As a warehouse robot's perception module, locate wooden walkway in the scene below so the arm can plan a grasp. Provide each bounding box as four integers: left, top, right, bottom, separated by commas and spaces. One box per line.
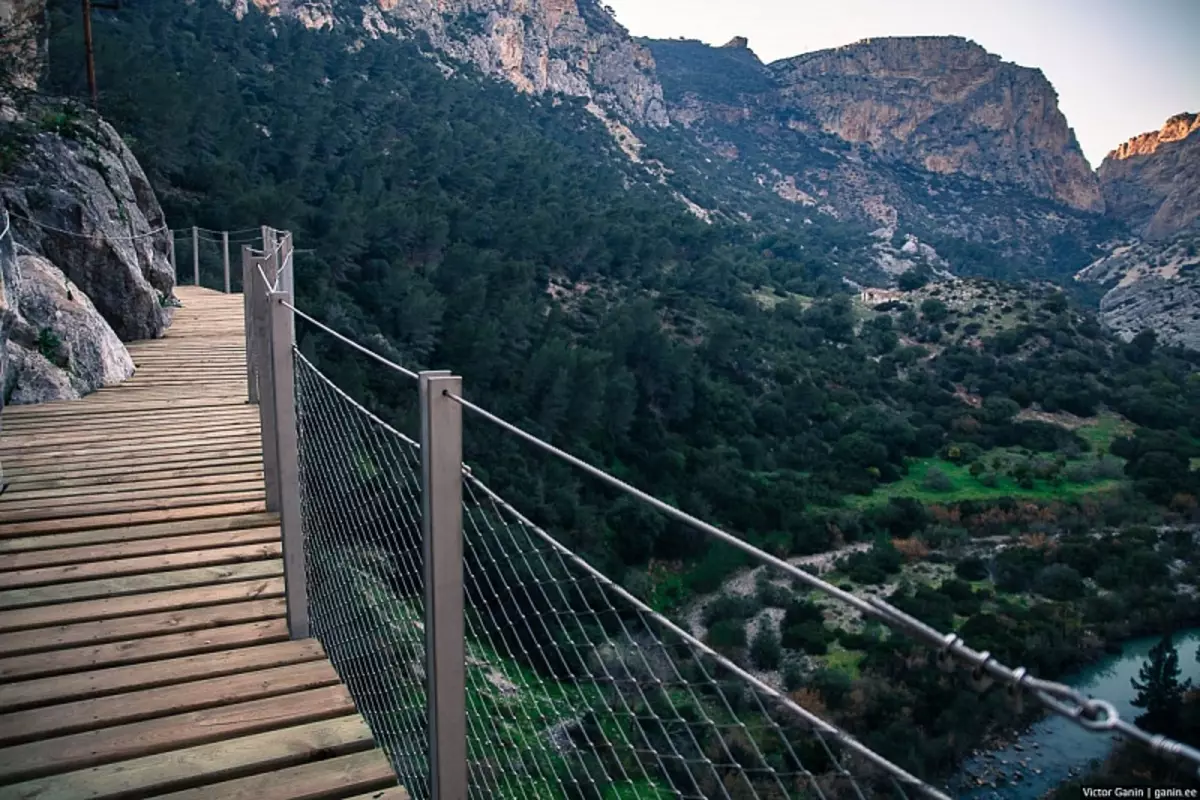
0, 288, 404, 800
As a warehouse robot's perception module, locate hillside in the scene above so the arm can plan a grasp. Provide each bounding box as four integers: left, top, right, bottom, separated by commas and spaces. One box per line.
27, 0, 1200, 790
642, 36, 1117, 282
1079, 114, 1200, 349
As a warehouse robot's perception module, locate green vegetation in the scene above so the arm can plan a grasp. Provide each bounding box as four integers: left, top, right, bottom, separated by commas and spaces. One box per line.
37, 0, 1200, 794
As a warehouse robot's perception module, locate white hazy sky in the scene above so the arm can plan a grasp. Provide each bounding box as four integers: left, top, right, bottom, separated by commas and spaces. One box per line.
603, 0, 1199, 168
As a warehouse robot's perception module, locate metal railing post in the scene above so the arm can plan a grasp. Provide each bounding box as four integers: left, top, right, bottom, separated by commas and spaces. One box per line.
419, 370, 467, 800
267, 285, 308, 639
222, 231, 231, 294
242, 246, 259, 405
191, 226, 199, 287
255, 245, 282, 512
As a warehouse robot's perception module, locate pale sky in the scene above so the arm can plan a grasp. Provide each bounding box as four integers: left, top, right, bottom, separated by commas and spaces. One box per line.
604, 0, 1200, 168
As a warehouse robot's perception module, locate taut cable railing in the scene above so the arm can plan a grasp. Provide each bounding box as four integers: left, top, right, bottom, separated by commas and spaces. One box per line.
170, 225, 275, 293
240, 236, 1200, 799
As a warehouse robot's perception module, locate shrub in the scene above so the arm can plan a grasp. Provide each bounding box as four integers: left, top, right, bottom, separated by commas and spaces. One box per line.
781, 621, 831, 655
750, 624, 782, 670
1034, 564, 1086, 601
955, 557, 990, 581
702, 593, 761, 627
811, 667, 853, 710
922, 467, 954, 493
755, 575, 792, 609
707, 619, 747, 653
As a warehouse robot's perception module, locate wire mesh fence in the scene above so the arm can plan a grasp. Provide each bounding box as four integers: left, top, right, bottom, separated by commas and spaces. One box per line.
292, 348, 931, 800
294, 352, 431, 795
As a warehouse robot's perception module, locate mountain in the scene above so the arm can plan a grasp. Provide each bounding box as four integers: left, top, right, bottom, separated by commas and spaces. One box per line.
1075, 113, 1200, 350
222, 0, 668, 127
22, 0, 1200, 793
643, 35, 1113, 281
1098, 112, 1200, 240
1075, 234, 1200, 351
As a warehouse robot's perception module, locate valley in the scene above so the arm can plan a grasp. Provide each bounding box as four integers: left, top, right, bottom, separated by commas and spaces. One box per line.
3, 0, 1199, 796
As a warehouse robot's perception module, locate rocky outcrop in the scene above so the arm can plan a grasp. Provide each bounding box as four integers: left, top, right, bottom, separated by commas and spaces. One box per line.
769, 37, 1102, 213
1, 116, 175, 340
229, 0, 668, 128
0, 0, 47, 94
1098, 112, 1200, 239
3, 254, 134, 404
1076, 234, 1200, 351
644, 36, 1108, 281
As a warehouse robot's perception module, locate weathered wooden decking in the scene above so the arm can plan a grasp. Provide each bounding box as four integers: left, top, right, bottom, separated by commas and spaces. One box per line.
0, 287, 404, 799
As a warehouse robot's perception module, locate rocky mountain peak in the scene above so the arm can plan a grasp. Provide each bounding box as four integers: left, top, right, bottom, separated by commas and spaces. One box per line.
1106, 111, 1199, 161
768, 35, 1103, 213
1099, 111, 1200, 240
721, 36, 749, 50
224, 0, 669, 128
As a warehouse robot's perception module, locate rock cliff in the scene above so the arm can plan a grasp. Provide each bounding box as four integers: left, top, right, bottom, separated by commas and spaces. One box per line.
1098, 112, 1200, 240
1076, 234, 1200, 351
0, 0, 46, 94
1, 115, 175, 341
229, 0, 668, 127
1, 107, 174, 404
644, 36, 1109, 281
770, 37, 1102, 212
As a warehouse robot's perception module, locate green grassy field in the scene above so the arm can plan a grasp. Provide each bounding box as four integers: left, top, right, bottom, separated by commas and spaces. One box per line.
843, 455, 1122, 509
843, 413, 1132, 509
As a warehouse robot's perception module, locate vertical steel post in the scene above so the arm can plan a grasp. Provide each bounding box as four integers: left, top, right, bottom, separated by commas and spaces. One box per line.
242, 246, 259, 405
420, 370, 467, 800
255, 247, 281, 512
267, 285, 308, 639
222, 231, 231, 294
191, 226, 199, 287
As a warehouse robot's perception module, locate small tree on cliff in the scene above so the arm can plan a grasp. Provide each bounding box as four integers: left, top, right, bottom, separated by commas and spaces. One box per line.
1131, 633, 1192, 736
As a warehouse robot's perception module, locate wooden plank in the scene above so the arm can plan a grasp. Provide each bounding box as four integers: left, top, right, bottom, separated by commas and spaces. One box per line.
1, 462, 264, 492
0, 411, 258, 435
0, 435, 265, 464
0, 639, 325, 712
0, 527, 279, 571
0, 597, 286, 657
1, 472, 265, 502
0, 577, 283, 633
0, 482, 267, 513
0, 684, 357, 783
0, 619, 288, 682
0, 715, 376, 800
0, 483, 266, 515
0, 560, 282, 609
0, 514, 278, 553
2, 454, 263, 486
0, 660, 342, 745
156, 749, 398, 800
0, 419, 260, 447
0, 542, 282, 588
0, 500, 269, 537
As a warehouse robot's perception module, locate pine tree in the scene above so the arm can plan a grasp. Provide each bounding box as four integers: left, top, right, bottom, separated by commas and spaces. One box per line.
1131, 633, 1192, 736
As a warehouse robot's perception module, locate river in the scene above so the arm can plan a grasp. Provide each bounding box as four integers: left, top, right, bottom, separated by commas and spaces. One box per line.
951, 629, 1200, 798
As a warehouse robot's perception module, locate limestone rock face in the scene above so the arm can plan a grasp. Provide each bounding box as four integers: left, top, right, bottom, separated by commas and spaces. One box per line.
1098, 112, 1200, 239
0, 0, 47, 93
644, 36, 1109, 280
1076, 234, 1200, 351
232, 0, 668, 128
1, 117, 176, 340
769, 37, 1103, 212
15, 254, 134, 397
